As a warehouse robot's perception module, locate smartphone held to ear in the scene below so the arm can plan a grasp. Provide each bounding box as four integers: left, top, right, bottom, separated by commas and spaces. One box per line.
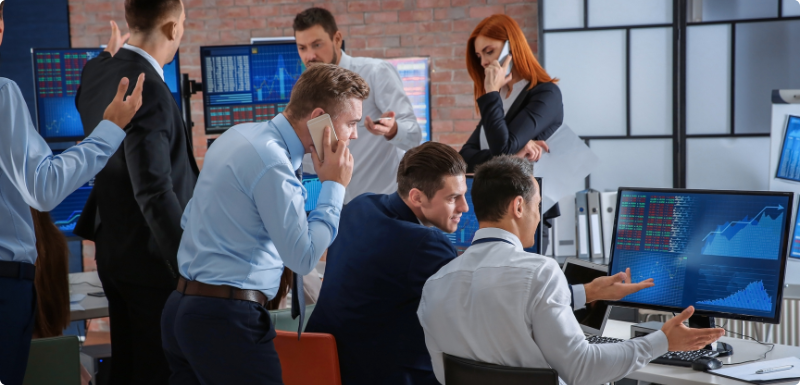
499, 40, 514, 77
308, 113, 338, 161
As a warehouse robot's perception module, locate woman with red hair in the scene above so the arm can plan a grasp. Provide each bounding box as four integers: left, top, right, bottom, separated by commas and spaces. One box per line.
459, 14, 563, 172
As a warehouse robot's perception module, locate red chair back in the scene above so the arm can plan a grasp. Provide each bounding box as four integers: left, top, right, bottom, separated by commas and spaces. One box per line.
274, 330, 342, 385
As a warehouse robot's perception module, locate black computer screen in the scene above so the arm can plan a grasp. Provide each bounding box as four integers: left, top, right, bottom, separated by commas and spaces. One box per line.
609, 188, 793, 323
444, 176, 542, 255
563, 262, 611, 332
32, 48, 182, 141
776, 115, 800, 183
200, 43, 305, 133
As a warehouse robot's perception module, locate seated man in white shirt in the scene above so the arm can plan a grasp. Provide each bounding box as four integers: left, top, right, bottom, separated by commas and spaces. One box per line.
417, 155, 725, 385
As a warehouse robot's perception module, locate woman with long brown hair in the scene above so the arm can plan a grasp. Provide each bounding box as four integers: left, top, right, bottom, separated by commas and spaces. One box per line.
459, 14, 563, 172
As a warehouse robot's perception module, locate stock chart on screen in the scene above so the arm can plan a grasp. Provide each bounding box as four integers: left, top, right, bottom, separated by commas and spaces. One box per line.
777, 116, 800, 182
201, 44, 303, 133
385, 57, 431, 143
33, 48, 183, 141
609, 190, 791, 320
49, 178, 92, 238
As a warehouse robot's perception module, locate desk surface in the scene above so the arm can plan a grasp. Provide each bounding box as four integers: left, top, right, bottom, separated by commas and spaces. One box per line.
604, 320, 800, 385
69, 271, 108, 321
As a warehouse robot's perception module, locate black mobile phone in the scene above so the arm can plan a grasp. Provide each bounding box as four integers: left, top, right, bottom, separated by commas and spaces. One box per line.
87, 291, 106, 297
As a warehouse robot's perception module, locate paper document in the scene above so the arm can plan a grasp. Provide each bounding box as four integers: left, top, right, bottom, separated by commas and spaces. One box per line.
70, 293, 86, 303
710, 356, 800, 383
533, 125, 600, 212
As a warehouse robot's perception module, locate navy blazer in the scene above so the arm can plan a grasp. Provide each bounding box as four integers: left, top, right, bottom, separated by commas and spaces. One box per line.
460, 81, 564, 173
305, 193, 457, 385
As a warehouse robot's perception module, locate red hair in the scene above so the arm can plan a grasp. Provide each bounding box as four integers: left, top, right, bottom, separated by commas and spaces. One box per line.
466, 14, 557, 104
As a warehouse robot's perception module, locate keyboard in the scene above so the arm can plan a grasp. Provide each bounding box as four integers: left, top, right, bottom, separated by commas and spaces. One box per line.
650, 349, 720, 367
585, 335, 626, 344
586, 335, 720, 367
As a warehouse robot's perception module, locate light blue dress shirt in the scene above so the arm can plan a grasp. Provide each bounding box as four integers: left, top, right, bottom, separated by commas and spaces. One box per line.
0, 77, 126, 263
178, 113, 345, 299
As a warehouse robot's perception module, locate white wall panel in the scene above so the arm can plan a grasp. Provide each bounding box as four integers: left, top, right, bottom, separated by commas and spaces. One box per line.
589, 139, 673, 192
588, 0, 672, 27
544, 0, 584, 30
701, 0, 778, 21
784, 0, 800, 17
630, 28, 673, 136
687, 137, 771, 191
545, 30, 627, 137
687, 25, 732, 135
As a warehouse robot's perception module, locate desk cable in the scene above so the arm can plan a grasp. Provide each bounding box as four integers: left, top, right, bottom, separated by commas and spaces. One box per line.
713, 319, 775, 366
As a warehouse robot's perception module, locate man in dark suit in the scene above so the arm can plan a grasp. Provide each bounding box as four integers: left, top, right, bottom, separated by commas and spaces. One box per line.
305, 142, 468, 385
74, 1, 197, 384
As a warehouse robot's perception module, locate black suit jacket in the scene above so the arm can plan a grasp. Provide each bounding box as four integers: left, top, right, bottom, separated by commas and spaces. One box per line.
459, 81, 564, 172
306, 193, 456, 385
74, 49, 199, 287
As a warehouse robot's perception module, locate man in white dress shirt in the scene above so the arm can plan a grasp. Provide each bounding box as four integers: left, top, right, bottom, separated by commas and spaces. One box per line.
294, 7, 422, 203
417, 156, 725, 385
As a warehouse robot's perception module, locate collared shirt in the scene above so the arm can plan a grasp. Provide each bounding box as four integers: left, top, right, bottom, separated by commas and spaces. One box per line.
122, 44, 164, 81
303, 51, 422, 203
418, 228, 669, 385
177, 113, 344, 299
0, 78, 125, 263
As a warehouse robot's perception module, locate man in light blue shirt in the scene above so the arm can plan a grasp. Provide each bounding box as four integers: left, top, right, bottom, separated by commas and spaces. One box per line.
0, 4, 145, 383
161, 63, 368, 384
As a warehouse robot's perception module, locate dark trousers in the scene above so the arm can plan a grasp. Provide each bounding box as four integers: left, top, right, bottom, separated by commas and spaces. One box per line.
161, 290, 283, 385
0, 277, 36, 385
96, 267, 173, 385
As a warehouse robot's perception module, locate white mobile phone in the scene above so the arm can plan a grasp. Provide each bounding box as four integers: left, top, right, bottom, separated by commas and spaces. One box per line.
499, 40, 513, 76
307, 113, 338, 161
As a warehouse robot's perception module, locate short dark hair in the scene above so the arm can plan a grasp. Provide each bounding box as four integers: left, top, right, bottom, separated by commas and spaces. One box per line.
293, 7, 339, 39
285, 63, 369, 120
472, 156, 535, 222
125, 0, 182, 33
0, 2, 4, 20
397, 142, 467, 199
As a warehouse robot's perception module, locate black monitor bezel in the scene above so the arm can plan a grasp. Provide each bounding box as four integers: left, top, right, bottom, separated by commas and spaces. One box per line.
200, 41, 300, 135
775, 115, 800, 183
31, 47, 182, 143
608, 187, 793, 324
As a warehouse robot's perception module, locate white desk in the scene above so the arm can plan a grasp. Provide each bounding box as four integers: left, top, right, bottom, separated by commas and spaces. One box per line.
604, 320, 800, 385
68, 271, 108, 321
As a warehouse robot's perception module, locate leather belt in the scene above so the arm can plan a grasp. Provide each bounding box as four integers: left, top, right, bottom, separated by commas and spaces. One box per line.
0, 261, 36, 281
177, 277, 268, 307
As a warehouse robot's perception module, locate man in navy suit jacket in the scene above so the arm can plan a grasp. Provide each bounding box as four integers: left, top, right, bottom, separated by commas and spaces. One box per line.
305, 142, 468, 385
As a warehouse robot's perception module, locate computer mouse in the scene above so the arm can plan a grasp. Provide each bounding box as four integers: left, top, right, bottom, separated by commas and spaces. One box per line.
692, 357, 723, 371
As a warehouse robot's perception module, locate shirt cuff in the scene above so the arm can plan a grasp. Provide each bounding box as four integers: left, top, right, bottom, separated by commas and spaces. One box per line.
642, 330, 670, 358
318, 180, 345, 209
89, 120, 127, 147
387, 120, 410, 146
572, 284, 587, 311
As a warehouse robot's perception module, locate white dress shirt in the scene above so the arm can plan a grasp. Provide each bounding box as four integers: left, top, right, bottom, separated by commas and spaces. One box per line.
122, 44, 164, 81
303, 51, 422, 203
417, 228, 669, 385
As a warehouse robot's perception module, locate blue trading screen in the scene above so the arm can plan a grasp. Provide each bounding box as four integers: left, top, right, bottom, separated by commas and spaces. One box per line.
201, 44, 305, 133
444, 177, 541, 255
790, 204, 800, 259
303, 174, 322, 212
385, 57, 431, 143
777, 116, 800, 182
33, 49, 182, 141
609, 190, 791, 320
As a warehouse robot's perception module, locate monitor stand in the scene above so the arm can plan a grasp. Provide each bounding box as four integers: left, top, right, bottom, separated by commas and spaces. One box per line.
689, 314, 733, 357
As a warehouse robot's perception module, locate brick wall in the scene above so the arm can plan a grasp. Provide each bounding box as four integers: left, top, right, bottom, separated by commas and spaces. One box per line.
68, 0, 539, 167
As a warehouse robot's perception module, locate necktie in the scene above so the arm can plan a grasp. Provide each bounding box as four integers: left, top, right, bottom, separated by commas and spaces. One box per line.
292, 166, 305, 339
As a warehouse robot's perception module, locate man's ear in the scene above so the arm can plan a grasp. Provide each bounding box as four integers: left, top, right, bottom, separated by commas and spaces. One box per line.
513, 196, 525, 219
407, 188, 425, 208
334, 31, 343, 50
163, 20, 178, 41
309, 108, 325, 120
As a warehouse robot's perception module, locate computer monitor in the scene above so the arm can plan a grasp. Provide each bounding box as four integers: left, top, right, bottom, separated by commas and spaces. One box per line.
46, 151, 93, 238
776, 115, 800, 182
302, 173, 322, 213
32, 48, 182, 141
445, 175, 543, 255
385, 57, 431, 143
789, 203, 800, 259
200, 42, 305, 134
608, 188, 793, 324
562, 258, 613, 336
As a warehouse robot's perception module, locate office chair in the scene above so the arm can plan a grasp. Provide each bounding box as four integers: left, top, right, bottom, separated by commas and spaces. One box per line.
23, 335, 81, 385
274, 330, 341, 385
443, 353, 559, 385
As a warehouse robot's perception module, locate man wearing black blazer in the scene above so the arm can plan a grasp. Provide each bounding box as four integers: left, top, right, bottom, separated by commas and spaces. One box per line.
74, 1, 197, 384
